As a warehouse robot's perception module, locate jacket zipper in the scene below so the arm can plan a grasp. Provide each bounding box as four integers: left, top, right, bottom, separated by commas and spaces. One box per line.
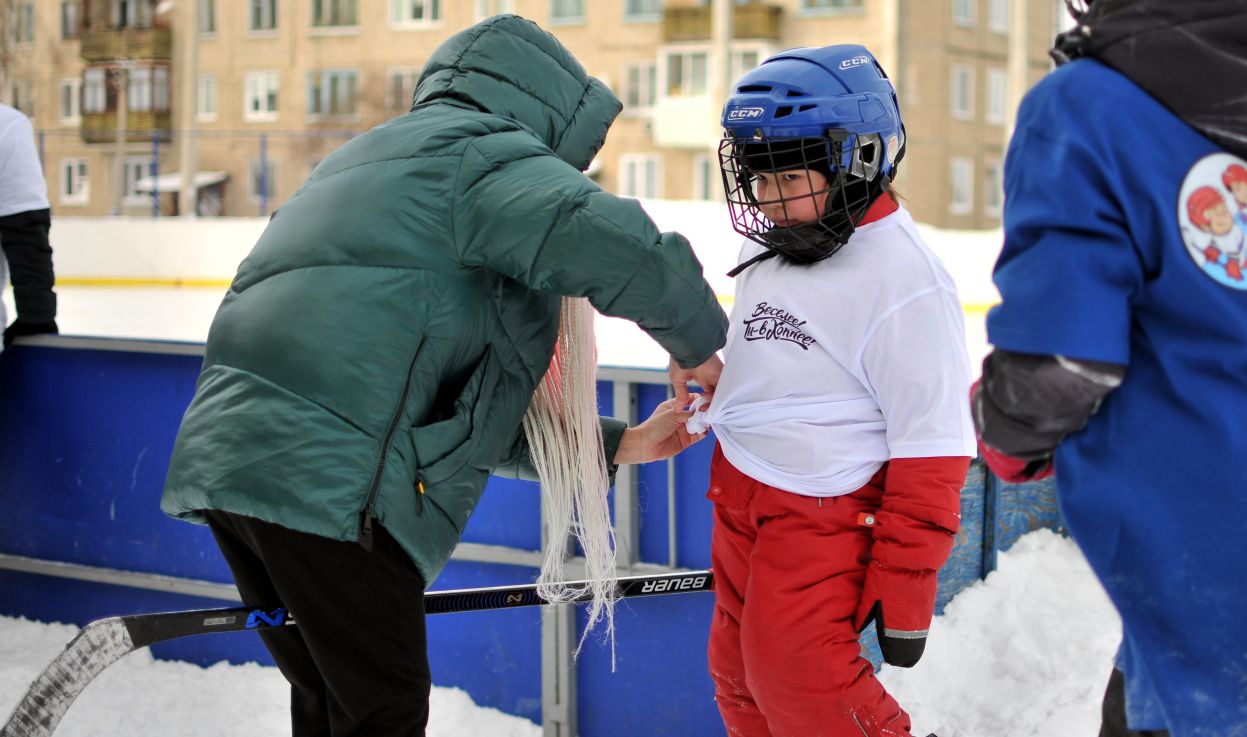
358, 335, 427, 550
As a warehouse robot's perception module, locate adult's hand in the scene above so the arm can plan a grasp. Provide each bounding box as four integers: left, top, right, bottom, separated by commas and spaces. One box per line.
669, 354, 722, 408
613, 397, 705, 465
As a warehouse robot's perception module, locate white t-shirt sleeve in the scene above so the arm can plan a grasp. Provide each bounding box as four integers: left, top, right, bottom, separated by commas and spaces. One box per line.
859, 286, 977, 459
0, 111, 51, 217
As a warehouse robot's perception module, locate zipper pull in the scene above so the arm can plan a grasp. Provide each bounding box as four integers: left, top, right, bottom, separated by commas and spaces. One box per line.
357, 510, 375, 551
416, 479, 426, 516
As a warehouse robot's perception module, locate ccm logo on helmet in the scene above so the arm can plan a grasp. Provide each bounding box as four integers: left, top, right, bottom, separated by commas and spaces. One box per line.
839, 56, 870, 70
726, 107, 765, 121
641, 576, 709, 594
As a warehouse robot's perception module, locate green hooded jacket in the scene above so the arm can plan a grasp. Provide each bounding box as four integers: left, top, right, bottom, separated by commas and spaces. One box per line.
160, 15, 728, 586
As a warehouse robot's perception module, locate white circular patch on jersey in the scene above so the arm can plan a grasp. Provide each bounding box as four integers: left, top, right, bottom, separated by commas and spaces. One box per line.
1177, 152, 1247, 290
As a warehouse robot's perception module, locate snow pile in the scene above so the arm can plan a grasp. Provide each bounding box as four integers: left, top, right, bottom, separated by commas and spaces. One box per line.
880, 529, 1122, 737
0, 530, 1116, 736
0, 618, 539, 737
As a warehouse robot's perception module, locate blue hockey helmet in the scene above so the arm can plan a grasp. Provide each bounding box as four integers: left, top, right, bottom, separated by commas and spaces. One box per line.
719, 45, 905, 274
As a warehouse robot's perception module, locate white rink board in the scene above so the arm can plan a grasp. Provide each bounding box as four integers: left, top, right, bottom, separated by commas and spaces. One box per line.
6, 201, 1002, 370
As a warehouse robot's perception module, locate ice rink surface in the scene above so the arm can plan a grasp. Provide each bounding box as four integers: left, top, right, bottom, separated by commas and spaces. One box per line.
3, 200, 1000, 371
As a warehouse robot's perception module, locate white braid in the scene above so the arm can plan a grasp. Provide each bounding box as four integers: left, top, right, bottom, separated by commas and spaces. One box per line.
523, 296, 619, 667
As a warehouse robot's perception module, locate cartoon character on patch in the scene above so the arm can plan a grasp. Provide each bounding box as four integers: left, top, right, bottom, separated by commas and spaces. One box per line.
1179, 153, 1247, 290
1224, 163, 1247, 231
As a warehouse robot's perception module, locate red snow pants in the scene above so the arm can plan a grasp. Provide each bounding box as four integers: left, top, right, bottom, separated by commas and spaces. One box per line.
707, 444, 912, 737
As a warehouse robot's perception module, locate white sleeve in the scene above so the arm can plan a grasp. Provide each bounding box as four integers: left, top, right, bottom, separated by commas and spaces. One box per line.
0, 114, 51, 217
859, 287, 977, 459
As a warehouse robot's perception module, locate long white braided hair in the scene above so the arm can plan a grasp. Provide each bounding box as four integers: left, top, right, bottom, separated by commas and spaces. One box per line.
522, 296, 619, 665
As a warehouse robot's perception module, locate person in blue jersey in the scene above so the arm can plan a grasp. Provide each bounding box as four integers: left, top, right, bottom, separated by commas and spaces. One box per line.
971, 2, 1247, 736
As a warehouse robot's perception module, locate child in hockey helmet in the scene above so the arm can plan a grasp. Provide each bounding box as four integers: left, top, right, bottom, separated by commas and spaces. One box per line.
701, 42, 974, 737
719, 44, 904, 276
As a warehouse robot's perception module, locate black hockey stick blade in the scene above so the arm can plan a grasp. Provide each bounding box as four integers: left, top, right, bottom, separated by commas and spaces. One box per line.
1, 569, 712, 737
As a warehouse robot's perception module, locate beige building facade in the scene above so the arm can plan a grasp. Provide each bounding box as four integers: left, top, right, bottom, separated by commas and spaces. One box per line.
1, 0, 1065, 227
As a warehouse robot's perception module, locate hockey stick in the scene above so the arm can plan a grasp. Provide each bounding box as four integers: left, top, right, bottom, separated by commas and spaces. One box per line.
1, 569, 712, 737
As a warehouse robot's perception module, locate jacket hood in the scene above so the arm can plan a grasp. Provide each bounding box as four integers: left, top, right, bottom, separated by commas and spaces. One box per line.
411, 14, 621, 171
1052, 0, 1247, 158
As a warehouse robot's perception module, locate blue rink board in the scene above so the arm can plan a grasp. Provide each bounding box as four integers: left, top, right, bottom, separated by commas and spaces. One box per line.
0, 340, 1061, 734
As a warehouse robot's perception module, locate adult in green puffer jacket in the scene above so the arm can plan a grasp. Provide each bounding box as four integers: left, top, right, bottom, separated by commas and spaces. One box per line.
160, 14, 727, 737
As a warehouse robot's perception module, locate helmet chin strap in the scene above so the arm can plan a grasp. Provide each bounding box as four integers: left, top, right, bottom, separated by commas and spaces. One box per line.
727, 173, 890, 278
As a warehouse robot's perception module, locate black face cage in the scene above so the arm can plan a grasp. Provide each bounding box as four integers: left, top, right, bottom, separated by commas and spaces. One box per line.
718, 132, 885, 274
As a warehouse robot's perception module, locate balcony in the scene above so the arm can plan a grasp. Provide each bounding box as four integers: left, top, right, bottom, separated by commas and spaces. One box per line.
650, 96, 721, 149
81, 25, 172, 63
81, 111, 172, 144
662, 2, 783, 42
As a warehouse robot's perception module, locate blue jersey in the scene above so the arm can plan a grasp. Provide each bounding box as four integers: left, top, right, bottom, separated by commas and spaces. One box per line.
988, 60, 1247, 737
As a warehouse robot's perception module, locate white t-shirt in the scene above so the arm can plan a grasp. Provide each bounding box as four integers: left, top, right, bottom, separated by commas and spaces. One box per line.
702, 206, 977, 497
0, 104, 50, 218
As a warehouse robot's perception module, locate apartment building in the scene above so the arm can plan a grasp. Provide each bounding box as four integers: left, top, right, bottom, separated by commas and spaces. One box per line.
0, 0, 1064, 226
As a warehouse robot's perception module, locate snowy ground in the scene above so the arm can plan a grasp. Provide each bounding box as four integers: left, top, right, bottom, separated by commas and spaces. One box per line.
1, 530, 1119, 737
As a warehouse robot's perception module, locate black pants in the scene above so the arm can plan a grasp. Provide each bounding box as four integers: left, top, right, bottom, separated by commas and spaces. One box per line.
1099, 668, 1170, 737
205, 510, 431, 737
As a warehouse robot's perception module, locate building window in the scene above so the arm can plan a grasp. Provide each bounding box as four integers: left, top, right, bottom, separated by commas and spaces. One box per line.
83, 68, 107, 113
664, 50, 708, 97
249, 158, 276, 200
60, 79, 81, 123
153, 66, 170, 111
550, 0, 584, 23
801, 0, 863, 11
950, 157, 974, 216
984, 161, 1003, 218
730, 48, 761, 82
307, 69, 358, 119
9, 3, 35, 44
60, 159, 90, 205
197, 73, 218, 121
114, 0, 154, 29
128, 67, 153, 112
391, 0, 439, 25
250, 0, 277, 31
123, 156, 154, 206
475, 0, 513, 20
624, 0, 661, 20
7, 80, 34, 117
387, 68, 420, 111
619, 154, 662, 198
953, 0, 975, 27
244, 71, 280, 121
312, 0, 356, 27
951, 64, 974, 120
693, 154, 716, 201
624, 62, 656, 111
988, 0, 1007, 32
986, 68, 1007, 125
123, 67, 168, 112
199, 0, 216, 33
61, 1, 81, 39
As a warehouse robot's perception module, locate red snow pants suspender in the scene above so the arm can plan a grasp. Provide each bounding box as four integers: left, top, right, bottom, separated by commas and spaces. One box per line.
706, 444, 912, 737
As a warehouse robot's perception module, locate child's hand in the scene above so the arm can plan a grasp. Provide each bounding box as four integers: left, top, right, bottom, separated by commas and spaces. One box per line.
613, 397, 706, 464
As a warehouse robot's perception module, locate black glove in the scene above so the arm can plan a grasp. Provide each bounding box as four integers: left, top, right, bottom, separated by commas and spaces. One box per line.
4, 319, 58, 347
